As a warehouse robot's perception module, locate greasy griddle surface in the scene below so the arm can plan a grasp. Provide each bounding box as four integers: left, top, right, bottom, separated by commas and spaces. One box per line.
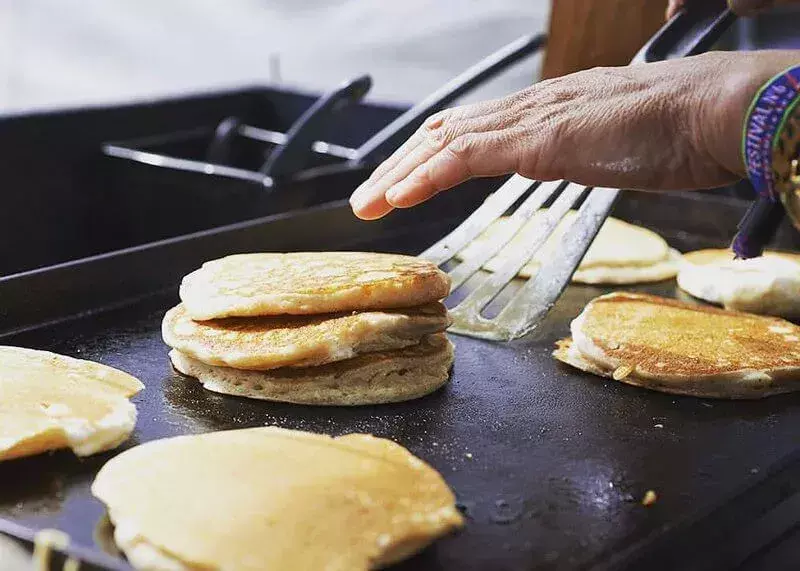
1, 203, 800, 571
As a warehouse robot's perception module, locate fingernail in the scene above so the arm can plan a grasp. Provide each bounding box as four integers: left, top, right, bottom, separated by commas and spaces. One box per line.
350, 195, 367, 214
385, 184, 407, 206
425, 115, 444, 130
350, 184, 369, 206
351, 181, 367, 197
385, 186, 399, 203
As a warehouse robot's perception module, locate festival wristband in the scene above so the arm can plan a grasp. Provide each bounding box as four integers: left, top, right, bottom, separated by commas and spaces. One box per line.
742, 64, 800, 200
732, 65, 800, 259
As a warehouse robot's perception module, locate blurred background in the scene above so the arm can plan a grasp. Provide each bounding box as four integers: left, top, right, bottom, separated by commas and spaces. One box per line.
1, 1, 799, 114
0, 0, 549, 112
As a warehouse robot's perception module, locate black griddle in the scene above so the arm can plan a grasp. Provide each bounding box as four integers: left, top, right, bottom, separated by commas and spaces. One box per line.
2, 186, 800, 571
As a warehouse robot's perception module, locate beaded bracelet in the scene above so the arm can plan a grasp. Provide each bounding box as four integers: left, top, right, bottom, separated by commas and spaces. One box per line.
732, 64, 800, 259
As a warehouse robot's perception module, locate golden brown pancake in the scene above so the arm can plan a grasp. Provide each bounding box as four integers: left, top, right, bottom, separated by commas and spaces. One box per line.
162, 302, 450, 370
455, 211, 681, 284
554, 292, 800, 399
91, 427, 464, 571
180, 252, 451, 320
677, 248, 800, 319
0, 346, 143, 461
169, 333, 454, 406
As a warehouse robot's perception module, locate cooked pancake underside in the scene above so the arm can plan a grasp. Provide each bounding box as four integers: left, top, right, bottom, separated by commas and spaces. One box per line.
553, 292, 800, 399
162, 302, 450, 370
169, 334, 455, 406
554, 338, 800, 399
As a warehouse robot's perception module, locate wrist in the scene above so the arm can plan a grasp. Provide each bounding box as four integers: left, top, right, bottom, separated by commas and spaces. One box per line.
743, 61, 800, 199
700, 51, 800, 179
729, 56, 800, 259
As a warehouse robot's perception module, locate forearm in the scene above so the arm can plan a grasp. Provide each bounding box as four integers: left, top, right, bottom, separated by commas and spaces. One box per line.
699, 50, 800, 179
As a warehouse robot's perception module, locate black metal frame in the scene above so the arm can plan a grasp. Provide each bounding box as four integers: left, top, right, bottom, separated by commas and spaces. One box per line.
0, 86, 407, 277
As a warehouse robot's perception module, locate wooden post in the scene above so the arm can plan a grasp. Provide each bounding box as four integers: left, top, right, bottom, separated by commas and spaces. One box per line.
542, 0, 666, 79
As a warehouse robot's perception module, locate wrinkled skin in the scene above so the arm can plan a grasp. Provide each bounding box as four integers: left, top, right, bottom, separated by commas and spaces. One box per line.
350, 50, 798, 220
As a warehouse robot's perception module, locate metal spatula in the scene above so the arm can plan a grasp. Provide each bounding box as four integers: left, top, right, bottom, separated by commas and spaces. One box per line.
420, 2, 735, 341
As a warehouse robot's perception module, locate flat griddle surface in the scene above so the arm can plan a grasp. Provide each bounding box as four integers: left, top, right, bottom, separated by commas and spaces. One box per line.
1, 192, 800, 570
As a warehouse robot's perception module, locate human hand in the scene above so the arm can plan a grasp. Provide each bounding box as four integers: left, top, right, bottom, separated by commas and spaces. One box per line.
351, 51, 795, 220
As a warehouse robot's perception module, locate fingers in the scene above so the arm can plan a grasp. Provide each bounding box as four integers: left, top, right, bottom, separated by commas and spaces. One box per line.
349, 128, 432, 219
665, 0, 685, 20
349, 187, 393, 220
385, 130, 522, 208
363, 128, 426, 187
350, 98, 522, 220
349, 121, 439, 220
363, 101, 502, 185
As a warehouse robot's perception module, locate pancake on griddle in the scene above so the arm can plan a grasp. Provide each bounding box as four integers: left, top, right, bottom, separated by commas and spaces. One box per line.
169, 333, 454, 406
553, 292, 800, 399
0, 346, 143, 461
180, 252, 450, 320
162, 302, 450, 370
92, 426, 464, 571
677, 248, 800, 319
456, 211, 681, 284
169, 251, 455, 405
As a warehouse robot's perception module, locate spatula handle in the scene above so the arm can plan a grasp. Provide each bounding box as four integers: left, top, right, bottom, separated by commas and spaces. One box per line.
261, 75, 372, 177
353, 33, 546, 165
631, 0, 735, 65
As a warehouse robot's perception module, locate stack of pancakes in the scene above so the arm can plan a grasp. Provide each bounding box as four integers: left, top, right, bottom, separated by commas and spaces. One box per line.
163, 252, 455, 405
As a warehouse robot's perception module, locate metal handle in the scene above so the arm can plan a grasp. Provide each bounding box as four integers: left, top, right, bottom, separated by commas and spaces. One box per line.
261, 74, 372, 177
631, 0, 736, 64
205, 116, 243, 165
352, 33, 546, 165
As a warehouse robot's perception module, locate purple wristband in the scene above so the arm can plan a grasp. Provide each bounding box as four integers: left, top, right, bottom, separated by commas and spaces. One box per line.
742, 65, 800, 200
